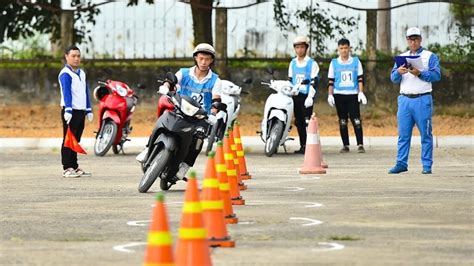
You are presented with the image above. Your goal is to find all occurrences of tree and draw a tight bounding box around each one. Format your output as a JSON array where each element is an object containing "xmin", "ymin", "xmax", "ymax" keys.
[{"xmin": 273, "ymin": 0, "xmax": 357, "ymax": 56}]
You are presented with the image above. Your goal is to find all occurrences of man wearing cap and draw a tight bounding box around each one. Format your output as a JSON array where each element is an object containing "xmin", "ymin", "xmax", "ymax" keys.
[
  {"xmin": 388, "ymin": 27, "xmax": 441, "ymax": 174},
  {"xmin": 288, "ymin": 36, "xmax": 320, "ymax": 154}
]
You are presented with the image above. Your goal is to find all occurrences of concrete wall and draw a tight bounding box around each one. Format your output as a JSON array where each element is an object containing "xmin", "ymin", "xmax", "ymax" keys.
[{"xmin": 0, "ymin": 63, "xmax": 472, "ymax": 111}]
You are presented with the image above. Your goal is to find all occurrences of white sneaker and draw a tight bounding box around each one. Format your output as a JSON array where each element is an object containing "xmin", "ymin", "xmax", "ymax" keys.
[
  {"xmin": 63, "ymin": 168, "xmax": 79, "ymax": 178},
  {"xmin": 136, "ymin": 147, "xmax": 148, "ymax": 163},
  {"xmin": 76, "ymin": 168, "xmax": 92, "ymax": 177},
  {"xmin": 176, "ymin": 162, "xmax": 190, "ymax": 180}
]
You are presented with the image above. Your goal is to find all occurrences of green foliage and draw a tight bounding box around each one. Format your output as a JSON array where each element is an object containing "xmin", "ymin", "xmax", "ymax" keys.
[
  {"xmin": 449, "ymin": 1, "xmax": 474, "ymax": 42},
  {"xmin": 273, "ymin": 0, "xmax": 357, "ymax": 56},
  {"xmin": 1, "ymin": 35, "xmax": 52, "ymax": 60}
]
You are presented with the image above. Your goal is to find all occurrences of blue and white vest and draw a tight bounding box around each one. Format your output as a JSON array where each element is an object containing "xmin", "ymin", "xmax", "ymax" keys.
[
  {"xmin": 332, "ymin": 57, "xmax": 360, "ymax": 94},
  {"xmin": 290, "ymin": 57, "xmax": 314, "ymax": 95},
  {"xmin": 178, "ymin": 68, "xmax": 218, "ymax": 114}
]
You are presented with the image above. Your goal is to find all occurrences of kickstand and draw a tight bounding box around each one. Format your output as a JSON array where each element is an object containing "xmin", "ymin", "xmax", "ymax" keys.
[{"xmin": 282, "ymin": 144, "xmax": 288, "ymax": 154}]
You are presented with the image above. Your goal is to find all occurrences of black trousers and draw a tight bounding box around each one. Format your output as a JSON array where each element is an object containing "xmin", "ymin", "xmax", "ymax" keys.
[
  {"xmin": 292, "ymin": 94, "xmax": 314, "ymax": 148},
  {"xmin": 61, "ymin": 108, "xmax": 86, "ymax": 170},
  {"xmin": 334, "ymin": 94, "xmax": 363, "ymax": 146}
]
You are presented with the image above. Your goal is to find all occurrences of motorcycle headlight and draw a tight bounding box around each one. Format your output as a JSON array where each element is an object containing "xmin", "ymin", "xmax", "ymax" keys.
[
  {"xmin": 281, "ymin": 85, "xmax": 293, "ymax": 96},
  {"xmin": 181, "ymin": 98, "xmax": 200, "ymax": 117},
  {"xmin": 116, "ymin": 85, "xmax": 127, "ymax": 97},
  {"xmin": 195, "ymin": 114, "xmax": 206, "ymax": 120}
]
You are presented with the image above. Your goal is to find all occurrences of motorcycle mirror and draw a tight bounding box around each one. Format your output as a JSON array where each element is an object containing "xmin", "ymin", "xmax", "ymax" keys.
[
  {"xmin": 137, "ymin": 83, "xmax": 146, "ymax": 89},
  {"xmin": 243, "ymin": 78, "xmax": 252, "ymax": 84},
  {"xmin": 301, "ymin": 79, "xmax": 310, "ymax": 85},
  {"xmin": 164, "ymin": 72, "xmax": 178, "ymax": 86}
]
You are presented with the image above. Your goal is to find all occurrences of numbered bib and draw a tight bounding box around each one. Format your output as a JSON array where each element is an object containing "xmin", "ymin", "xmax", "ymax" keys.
[
  {"xmin": 190, "ymin": 92, "xmax": 204, "ymax": 105},
  {"xmin": 339, "ymin": 70, "xmax": 353, "ymax": 87}
]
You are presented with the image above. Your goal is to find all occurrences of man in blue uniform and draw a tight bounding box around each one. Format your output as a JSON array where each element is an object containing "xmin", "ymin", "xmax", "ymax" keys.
[
  {"xmin": 288, "ymin": 36, "xmax": 320, "ymax": 154},
  {"xmin": 389, "ymin": 27, "xmax": 441, "ymax": 174},
  {"xmin": 58, "ymin": 45, "xmax": 93, "ymax": 177},
  {"xmin": 327, "ymin": 38, "xmax": 367, "ymax": 153}
]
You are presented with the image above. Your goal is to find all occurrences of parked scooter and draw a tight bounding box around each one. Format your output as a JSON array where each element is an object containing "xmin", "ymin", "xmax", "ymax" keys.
[
  {"xmin": 93, "ymin": 79, "xmax": 144, "ymax": 156},
  {"xmin": 205, "ymin": 78, "xmax": 252, "ymax": 154},
  {"xmin": 259, "ymin": 78, "xmax": 309, "ymax": 157},
  {"xmin": 138, "ymin": 73, "xmax": 214, "ymax": 193}
]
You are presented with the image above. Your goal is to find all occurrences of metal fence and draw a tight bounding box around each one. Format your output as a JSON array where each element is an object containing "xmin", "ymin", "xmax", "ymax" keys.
[{"xmin": 0, "ymin": 0, "xmax": 461, "ymax": 60}]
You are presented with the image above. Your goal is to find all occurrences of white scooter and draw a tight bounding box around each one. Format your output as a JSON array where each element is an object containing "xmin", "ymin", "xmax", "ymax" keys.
[
  {"xmin": 259, "ymin": 79, "xmax": 309, "ymax": 157},
  {"xmin": 205, "ymin": 78, "xmax": 252, "ymax": 154}
]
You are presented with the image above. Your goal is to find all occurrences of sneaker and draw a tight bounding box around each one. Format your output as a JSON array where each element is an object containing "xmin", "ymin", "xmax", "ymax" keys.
[
  {"xmin": 135, "ymin": 147, "xmax": 148, "ymax": 163},
  {"xmin": 340, "ymin": 146, "xmax": 350, "ymax": 153},
  {"xmin": 422, "ymin": 167, "xmax": 432, "ymax": 174},
  {"xmin": 357, "ymin": 145, "xmax": 365, "ymax": 153},
  {"xmin": 388, "ymin": 164, "xmax": 408, "ymax": 174},
  {"xmin": 294, "ymin": 146, "xmax": 305, "ymax": 154},
  {"xmin": 76, "ymin": 168, "xmax": 92, "ymax": 177},
  {"xmin": 63, "ymin": 168, "xmax": 79, "ymax": 178},
  {"xmin": 176, "ymin": 162, "xmax": 190, "ymax": 180}
]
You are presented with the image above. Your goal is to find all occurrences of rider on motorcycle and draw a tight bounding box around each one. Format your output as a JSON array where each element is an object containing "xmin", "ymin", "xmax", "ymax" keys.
[{"xmin": 138, "ymin": 43, "xmax": 222, "ymax": 180}]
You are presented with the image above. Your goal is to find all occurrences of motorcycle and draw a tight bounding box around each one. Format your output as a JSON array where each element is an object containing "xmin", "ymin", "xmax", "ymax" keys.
[
  {"xmin": 259, "ymin": 78, "xmax": 309, "ymax": 157},
  {"xmin": 138, "ymin": 73, "xmax": 214, "ymax": 193},
  {"xmin": 93, "ymin": 79, "xmax": 144, "ymax": 156},
  {"xmin": 205, "ymin": 78, "xmax": 252, "ymax": 154}
]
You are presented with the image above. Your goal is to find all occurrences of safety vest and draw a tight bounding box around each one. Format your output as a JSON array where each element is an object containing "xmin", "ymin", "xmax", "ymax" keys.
[
  {"xmin": 178, "ymin": 68, "xmax": 218, "ymax": 114},
  {"xmin": 332, "ymin": 57, "xmax": 359, "ymax": 94},
  {"xmin": 290, "ymin": 57, "xmax": 314, "ymax": 95}
]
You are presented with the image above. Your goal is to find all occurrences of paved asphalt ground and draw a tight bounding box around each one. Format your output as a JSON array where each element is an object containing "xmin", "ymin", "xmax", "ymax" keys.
[{"xmin": 1, "ymin": 144, "xmax": 473, "ymax": 265}]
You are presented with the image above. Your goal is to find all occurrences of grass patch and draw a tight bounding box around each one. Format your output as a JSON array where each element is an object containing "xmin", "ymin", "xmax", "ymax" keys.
[{"xmin": 328, "ymin": 235, "xmax": 362, "ymax": 241}]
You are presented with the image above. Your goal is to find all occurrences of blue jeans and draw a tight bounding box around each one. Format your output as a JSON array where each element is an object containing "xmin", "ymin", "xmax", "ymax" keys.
[{"xmin": 396, "ymin": 94, "xmax": 433, "ymax": 169}]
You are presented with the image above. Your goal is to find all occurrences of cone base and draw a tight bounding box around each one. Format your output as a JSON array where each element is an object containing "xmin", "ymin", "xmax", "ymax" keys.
[
  {"xmin": 225, "ymin": 215, "xmax": 239, "ymax": 224},
  {"xmin": 241, "ymin": 173, "xmax": 252, "ymax": 180},
  {"xmin": 209, "ymin": 238, "xmax": 236, "ymax": 248},
  {"xmin": 299, "ymin": 166, "xmax": 326, "ymax": 174},
  {"xmin": 231, "ymin": 198, "xmax": 245, "ymax": 205},
  {"xmin": 321, "ymin": 161, "xmax": 328, "ymax": 168},
  {"xmin": 239, "ymin": 183, "xmax": 248, "ymax": 191}
]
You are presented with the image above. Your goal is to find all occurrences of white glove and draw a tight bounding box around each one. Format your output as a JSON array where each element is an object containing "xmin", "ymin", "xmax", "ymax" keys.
[
  {"xmin": 304, "ymin": 97, "xmax": 314, "ymax": 108},
  {"xmin": 64, "ymin": 112, "xmax": 72, "ymax": 124},
  {"xmin": 358, "ymin": 92, "xmax": 367, "ymax": 105},
  {"xmin": 207, "ymin": 114, "xmax": 217, "ymax": 125},
  {"xmin": 158, "ymin": 85, "xmax": 169, "ymax": 95},
  {"xmin": 87, "ymin": 112, "xmax": 93, "ymax": 122},
  {"xmin": 327, "ymin": 95, "xmax": 335, "ymax": 107}
]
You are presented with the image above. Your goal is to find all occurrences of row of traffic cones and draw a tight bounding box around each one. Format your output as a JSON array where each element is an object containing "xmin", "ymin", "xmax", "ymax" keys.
[{"xmin": 144, "ymin": 122, "xmax": 252, "ymax": 265}]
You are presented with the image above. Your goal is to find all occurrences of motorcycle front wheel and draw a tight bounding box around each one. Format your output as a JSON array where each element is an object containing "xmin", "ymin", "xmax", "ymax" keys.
[
  {"xmin": 265, "ymin": 120, "xmax": 284, "ymax": 157},
  {"xmin": 94, "ymin": 120, "xmax": 118, "ymax": 156},
  {"xmin": 138, "ymin": 147, "xmax": 171, "ymax": 193}
]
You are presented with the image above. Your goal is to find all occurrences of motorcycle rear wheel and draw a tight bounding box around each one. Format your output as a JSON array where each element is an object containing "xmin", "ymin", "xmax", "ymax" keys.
[
  {"xmin": 94, "ymin": 120, "xmax": 118, "ymax": 156},
  {"xmin": 265, "ymin": 120, "xmax": 284, "ymax": 157},
  {"xmin": 138, "ymin": 147, "xmax": 171, "ymax": 193}
]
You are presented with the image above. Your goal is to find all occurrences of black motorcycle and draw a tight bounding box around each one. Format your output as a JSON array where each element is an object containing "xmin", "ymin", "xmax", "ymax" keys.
[{"xmin": 138, "ymin": 74, "xmax": 212, "ymax": 193}]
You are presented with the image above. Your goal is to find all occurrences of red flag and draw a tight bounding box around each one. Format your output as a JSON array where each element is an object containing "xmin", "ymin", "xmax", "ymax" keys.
[{"xmin": 64, "ymin": 127, "xmax": 87, "ymax": 154}]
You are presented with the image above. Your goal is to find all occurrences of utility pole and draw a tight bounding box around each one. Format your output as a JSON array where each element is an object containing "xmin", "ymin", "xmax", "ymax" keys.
[
  {"xmin": 377, "ymin": 0, "xmax": 391, "ymax": 53},
  {"xmin": 366, "ymin": 10, "xmax": 377, "ymax": 97}
]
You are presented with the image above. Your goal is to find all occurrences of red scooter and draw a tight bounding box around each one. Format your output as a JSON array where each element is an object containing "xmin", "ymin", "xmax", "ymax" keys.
[{"xmin": 93, "ymin": 80, "xmax": 144, "ymax": 156}]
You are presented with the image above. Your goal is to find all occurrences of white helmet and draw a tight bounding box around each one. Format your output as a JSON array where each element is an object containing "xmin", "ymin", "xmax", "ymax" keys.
[
  {"xmin": 193, "ymin": 43, "xmax": 216, "ymax": 58},
  {"xmin": 293, "ymin": 36, "xmax": 310, "ymax": 47}
]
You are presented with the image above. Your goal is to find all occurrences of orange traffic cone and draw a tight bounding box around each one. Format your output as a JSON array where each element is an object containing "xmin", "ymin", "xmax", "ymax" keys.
[
  {"xmin": 228, "ymin": 128, "xmax": 247, "ymax": 191},
  {"xmin": 299, "ymin": 114, "xmax": 327, "ymax": 174},
  {"xmin": 143, "ymin": 192, "xmax": 174, "ymax": 266},
  {"xmin": 215, "ymin": 141, "xmax": 239, "ymax": 224},
  {"xmin": 223, "ymin": 133, "xmax": 245, "ymax": 205},
  {"xmin": 233, "ymin": 121, "xmax": 252, "ymax": 180},
  {"xmin": 201, "ymin": 151, "xmax": 235, "ymax": 248},
  {"xmin": 175, "ymin": 171, "xmax": 212, "ymax": 266}
]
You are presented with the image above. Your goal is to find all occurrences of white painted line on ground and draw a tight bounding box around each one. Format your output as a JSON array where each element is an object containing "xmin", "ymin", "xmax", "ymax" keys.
[
  {"xmin": 238, "ymin": 221, "xmax": 256, "ymax": 225},
  {"xmin": 300, "ymin": 176, "xmax": 321, "ymax": 180},
  {"xmin": 284, "ymin": 187, "xmax": 305, "ymax": 192},
  {"xmin": 289, "ymin": 217, "xmax": 324, "ymax": 226},
  {"xmin": 127, "ymin": 220, "xmax": 150, "ymax": 227},
  {"xmin": 299, "ymin": 202, "xmax": 323, "ymax": 208},
  {"xmin": 113, "ymin": 242, "xmax": 146, "ymax": 253},
  {"xmin": 312, "ymin": 242, "xmax": 345, "ymax": 252}
]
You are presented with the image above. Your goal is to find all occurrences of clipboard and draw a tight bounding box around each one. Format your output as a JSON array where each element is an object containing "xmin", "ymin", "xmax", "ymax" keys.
[{"xmin": 394, "ymin": 55, "xmax": 420, "ymax": 68}]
